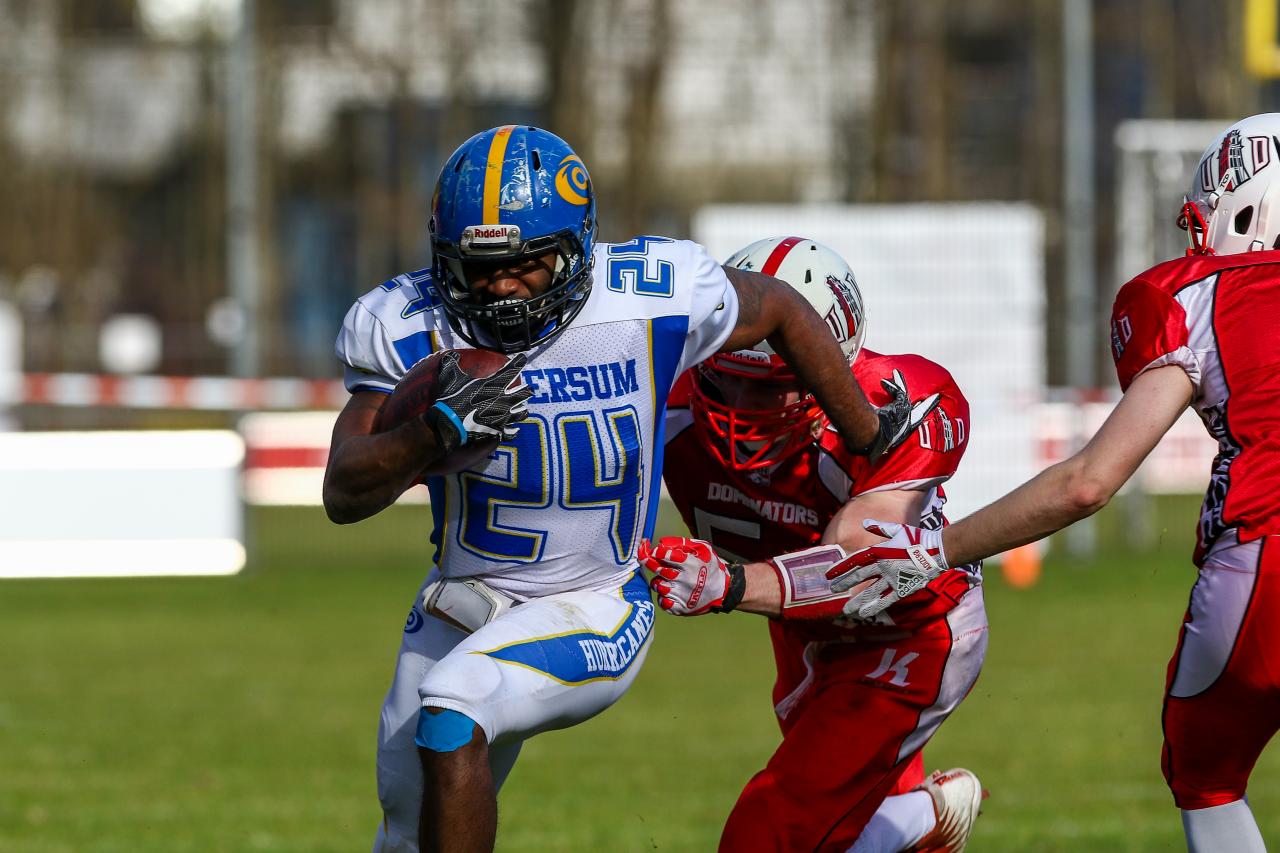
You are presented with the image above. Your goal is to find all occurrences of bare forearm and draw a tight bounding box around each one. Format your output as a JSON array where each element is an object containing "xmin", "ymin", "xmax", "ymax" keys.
[
  {"xmin": 942, "ymin": 368, "xmax": 1193, "ymax": 565},
  {"xmin": 323, "ymin": 418, "xmax": 444, "ymax": 523},
  {"xmin": 941, "ymin": 458, "xmax": 1106, "ymax": 566},
  {"xmin": 736, "ymin": 561, "xmax": 783, "ymax": 617},
  {"xmin": 765, "ymin": 292, "xmax": 879, "ymax": 450},
  {"xmin": 722, "ymin": 268, "xmax": 880, "ymax": 451}
]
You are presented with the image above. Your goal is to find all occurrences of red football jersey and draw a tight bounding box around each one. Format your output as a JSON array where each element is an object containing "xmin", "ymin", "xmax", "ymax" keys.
[
  {"xmin": 662, "ymin": 349, "xmax": 976, "ymax": 640},
  {"xmin": 1110, "ymin": 250, "xmax": 1280, "ymax": 564}
]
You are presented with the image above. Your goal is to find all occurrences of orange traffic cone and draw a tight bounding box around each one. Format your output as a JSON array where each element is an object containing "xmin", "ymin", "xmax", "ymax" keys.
[{"xmin": 1001, "ymin": 544, "xmax": 1041, "ymax": 589}]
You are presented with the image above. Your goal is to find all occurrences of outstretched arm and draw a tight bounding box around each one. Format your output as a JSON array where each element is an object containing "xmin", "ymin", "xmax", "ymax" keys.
[
  {"xmin": 941, "ymin": 365, "xmax": 1193, "ymax": 565},
  {"xmin": 720, "ymin": 266, "xmax": 890, "ymax": 455},
  {"xmin": 828, "ymin": 365, "xmax": 1195, "ymax": 618},
  {"xmin": 640, "ymin": 489, "xmax": 926, "ymax": 619}
]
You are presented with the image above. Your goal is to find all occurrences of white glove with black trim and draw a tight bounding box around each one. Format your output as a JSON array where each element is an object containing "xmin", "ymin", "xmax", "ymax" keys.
[
  {"xmin": 424, "ymin": 351, "xmax": 532, "ymax": 453},
  {"xmin": 825, "ymin": 520, "xmax": 948, "ymax": 619},
  {"xmin": 862, "ymin": 369, "xmax": 941, "ymax": 459}
]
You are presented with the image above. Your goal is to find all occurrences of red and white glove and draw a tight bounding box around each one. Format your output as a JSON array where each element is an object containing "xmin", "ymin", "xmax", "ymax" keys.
[
  {"xmin": 825, "ymin": 520, "xmax": 948, "ymax": 619},
  {"xmin": 638, "ymin": 537, "xmax": 745, "ymax": 616}
]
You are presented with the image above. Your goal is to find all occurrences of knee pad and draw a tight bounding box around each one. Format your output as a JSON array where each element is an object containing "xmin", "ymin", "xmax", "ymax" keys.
[{"xmin": 414, "ymin": 707, "xmax": 477, "ymax": 753}]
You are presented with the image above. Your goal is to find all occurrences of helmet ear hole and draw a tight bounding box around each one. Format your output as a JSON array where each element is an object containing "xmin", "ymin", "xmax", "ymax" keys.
[{"xmin": 1235, "ymin": 206, "xmax": 1255, "ymax": 234}]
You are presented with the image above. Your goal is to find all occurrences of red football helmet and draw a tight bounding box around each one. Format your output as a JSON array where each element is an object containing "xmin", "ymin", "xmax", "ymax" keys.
[{"xmin": 692, "ymin": 236, "xmax": 867, "ymax": 471}]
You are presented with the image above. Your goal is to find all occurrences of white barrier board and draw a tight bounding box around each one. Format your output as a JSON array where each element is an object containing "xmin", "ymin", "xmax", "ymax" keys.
[
  {"xmin": 0, "ymin": 301, "xmax": 18, "ymax": 431},
  {"xmin": 695, "ymin": 204, "xmax": 1045, "ymax": 520},
  {"xmin": 0, "ymin": 431, "xmax": 245, "ymax": 578},
  {"xmin": 238, "ymin": 411, "xmax": 428, "ymax": 506}
]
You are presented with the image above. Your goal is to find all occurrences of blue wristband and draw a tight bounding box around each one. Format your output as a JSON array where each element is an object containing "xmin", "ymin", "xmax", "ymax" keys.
[{"xmin": 430, "ymin": 401, "xmax": 468, "ymax": 445}]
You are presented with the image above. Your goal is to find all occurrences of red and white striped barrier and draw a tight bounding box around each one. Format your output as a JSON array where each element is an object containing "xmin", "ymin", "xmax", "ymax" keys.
[
  {"xmin": 16, "ymin": 372, "xmax": 348, "ymax": 410},
  {"xmin": 3, "ymin": 376, "xmax": 1222, "ymax": 506},
  {"xmin": 238, "ymin": 411, "xmax": 429, "ymax": 506}
]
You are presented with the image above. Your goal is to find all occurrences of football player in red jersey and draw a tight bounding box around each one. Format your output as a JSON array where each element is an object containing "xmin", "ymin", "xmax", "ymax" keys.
[
  {"xmin": 643, "ymin": 236, "xmax": 988, "ymax": 852},
  {"xmin": 833, "ymin": 113, "xmax": 1280, "ymax": 853}
]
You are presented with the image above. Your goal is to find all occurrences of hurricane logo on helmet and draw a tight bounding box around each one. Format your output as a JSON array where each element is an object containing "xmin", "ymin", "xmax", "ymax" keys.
[{"xmin": 556, "ymin": 155, "xmax": 590, "ymax": 206}]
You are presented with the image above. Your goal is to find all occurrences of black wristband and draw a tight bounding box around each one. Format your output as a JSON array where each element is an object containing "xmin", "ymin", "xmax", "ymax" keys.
[{"xmin": 712, "ymin": 562, "xmax": 747, "ymax": 613}]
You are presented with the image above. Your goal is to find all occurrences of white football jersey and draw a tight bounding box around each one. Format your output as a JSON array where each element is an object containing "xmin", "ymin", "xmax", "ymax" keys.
[{"xmin": 336, "ymin": 237, "xmax": 739, "ymax": 597}]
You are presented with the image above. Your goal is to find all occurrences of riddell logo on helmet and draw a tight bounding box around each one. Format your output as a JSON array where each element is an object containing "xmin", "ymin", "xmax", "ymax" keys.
[
  {"xmin": 463, "ymin": 225, "xmax": 520, "ymax": 246},
  {"xmin": 469, "ymin": 226, "xmax": 513, "ymax": 239}
]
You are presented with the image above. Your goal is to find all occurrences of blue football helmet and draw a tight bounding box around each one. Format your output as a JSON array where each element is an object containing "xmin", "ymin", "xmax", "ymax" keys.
[{"xmin": 429, "ymin": 125, "xmax": 598, "ymax": 352}]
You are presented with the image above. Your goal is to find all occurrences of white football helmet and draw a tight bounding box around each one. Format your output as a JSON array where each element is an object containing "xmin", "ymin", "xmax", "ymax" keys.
[
  {"xmin": 722, "ymin": 236, "xmax": 867, "ymax": 369},
  {"xmin": 691, "ymin": 236, "xmax": 868, "ymax": 470},
  {"xmin": 1181, "ymin": 113, "xmax": 1280, "ymax": 256}
]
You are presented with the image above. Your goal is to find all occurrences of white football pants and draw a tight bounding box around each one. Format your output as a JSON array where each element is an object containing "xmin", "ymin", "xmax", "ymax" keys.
[{"xmin": 372, "ymin": 571, "xmax": 653, "ymax": 852}]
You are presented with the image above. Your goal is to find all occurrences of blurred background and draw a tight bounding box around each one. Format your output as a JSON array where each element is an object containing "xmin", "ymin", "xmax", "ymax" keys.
[
  {"xmin": 3, "ymin": 1, "xmax": 1280, "ymax": 850},
  {"xmin": 0, "ymin": 0, "xmax": 1269, "ymax": 387}
]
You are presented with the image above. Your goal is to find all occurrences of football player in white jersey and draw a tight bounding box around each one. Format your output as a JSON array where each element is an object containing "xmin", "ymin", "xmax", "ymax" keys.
[{"xmin": 323, "ymin": 125, "xmax": 936, "ymax": 853}]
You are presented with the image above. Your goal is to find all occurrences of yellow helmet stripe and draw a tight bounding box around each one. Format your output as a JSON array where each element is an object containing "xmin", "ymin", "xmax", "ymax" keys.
[{"xmin": 482, "ymin": 125, "xmax": 516, "ymax": 224}]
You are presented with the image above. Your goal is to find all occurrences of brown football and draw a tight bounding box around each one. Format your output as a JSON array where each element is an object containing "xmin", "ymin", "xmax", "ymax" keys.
[{"xmin": 373, "ymin": 348, "xmax": 511, "ymax": 476}]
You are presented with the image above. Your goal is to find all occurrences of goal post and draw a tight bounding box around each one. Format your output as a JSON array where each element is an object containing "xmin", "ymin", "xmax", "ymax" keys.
[
  {"xmin": 1245, "ymin": 0, "xmax": 1280, "ymax": 79},
  {"xmin": 1113, "ymin": 119, "xmax": 1230, "ymax": 550},
  {"xmin": 1113, "ymin": 119, "xmax": 1231, "ymax": 282}
]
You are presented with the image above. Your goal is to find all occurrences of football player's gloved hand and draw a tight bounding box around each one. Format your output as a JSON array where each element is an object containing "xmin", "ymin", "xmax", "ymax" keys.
[
  {"xmin": 424, "ymin": 351, "xmax": 533, "ymax": 454},
  {"xmin": 859, "ymin": 369, "xmax": 941, "ymax": 459},
  {"xmin": 825, "ymin": 520, "xmax": 948, "ymax": 619},
  {"xmin": 638, "ymin": 537, "xmax": 746, "ymax": 616}
]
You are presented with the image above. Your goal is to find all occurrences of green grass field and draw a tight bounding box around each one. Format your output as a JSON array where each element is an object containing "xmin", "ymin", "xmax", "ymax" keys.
[{"xmin": 3, "ymin": 497, "xmax": 1279, "ymax": 851}]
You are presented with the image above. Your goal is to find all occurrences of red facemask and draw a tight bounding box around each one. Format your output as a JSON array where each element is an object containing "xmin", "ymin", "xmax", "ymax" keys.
[
  {"xmin": 689, "ymin": 354, "xmax": 826, "ymax": 471},
  {"xmin": 1179, "ymin": 200, "xmax": 1214, "ymax": 256}
]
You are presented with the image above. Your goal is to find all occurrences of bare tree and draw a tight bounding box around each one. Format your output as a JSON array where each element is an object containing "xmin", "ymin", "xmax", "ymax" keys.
[
  {"xmin": 618, "ymin": 0, "xmax": 670, "ymax": 236},
  {"xmin": 539, "ymin": 0, "xmax": 590, "ymax": 152}
]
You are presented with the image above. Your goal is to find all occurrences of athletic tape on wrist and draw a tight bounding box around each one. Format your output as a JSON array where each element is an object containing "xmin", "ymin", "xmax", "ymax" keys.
[{"xmin": 930, "ymin": 527, "xmax": 950, "ymax": 571}]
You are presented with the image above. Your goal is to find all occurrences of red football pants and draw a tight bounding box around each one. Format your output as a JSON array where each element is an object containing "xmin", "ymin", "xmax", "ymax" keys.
[
  {"xmin": 719, "ymin": 589, "xmax": 987, "ymax": 852},
  {"xmin": 1162, "ymin": 537, "xmax": 1280, "ymax": 809}
]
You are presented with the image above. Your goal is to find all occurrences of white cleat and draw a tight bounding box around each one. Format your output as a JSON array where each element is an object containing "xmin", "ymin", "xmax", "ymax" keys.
[{"xmin": 906, "ymin": 768, "xmax": 986, "ymax": 853}]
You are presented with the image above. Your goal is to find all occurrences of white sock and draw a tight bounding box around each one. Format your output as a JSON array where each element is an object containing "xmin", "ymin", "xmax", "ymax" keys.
[
  {"xmin": 1181, "ymin": 798, "xmax": 1266, "ymax": 853},
  {"xmin": 848, "ymin": 791, "xmax": 937, "ymax": 853}
]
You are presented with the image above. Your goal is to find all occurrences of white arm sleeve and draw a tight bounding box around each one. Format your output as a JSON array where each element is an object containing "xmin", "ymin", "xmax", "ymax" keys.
[
  {"xmin": 677, "ymin": 242, "xmax": 739, "ymax": 375},
  {"xmin": 335, "ymin": 300, "xmax": 403, "ymax": 394}
]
